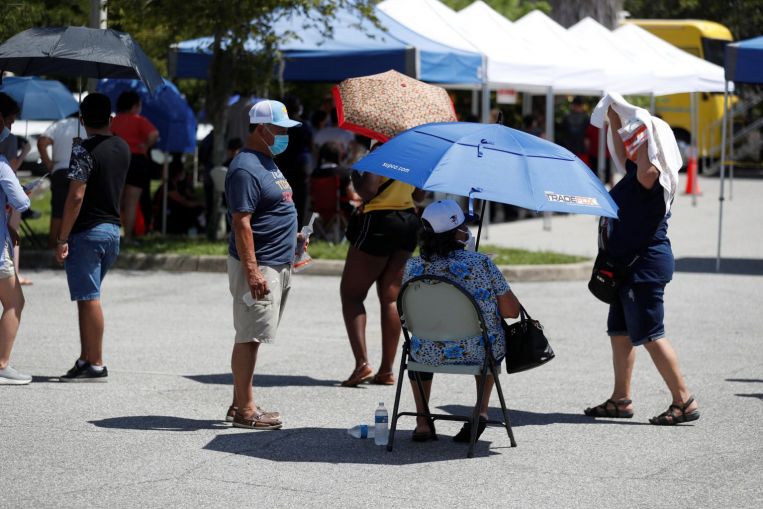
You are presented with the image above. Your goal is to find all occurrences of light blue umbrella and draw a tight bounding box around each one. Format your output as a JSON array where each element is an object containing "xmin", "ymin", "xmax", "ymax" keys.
[
  {"xmin": 0, "ymin": 76, "xmax": 78, "ymax": 120},
  {"xmin": 353, "ymin": 122, "xmax": 618, "ymax": 219}
]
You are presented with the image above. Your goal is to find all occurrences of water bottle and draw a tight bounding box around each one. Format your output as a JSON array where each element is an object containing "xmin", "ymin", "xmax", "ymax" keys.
[
  {"xmin": 293, "ymin": 213, "xmax": 318, "ymax": 273},
  {"xmin": 347, "ymin": 423, "xmax": 374, "ymax": 439},
  {"xmin": 374, "ymin": 402, "xmax": 389, "ymax": 446}
]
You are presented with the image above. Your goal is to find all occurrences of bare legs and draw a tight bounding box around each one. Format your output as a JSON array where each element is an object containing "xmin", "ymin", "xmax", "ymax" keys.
[
  {"xmin": 340, "ymin": 246, "xmax": 410, "ymax": 378},
  {"xmin": 590, "ymin": 335, "xmax": 697, "ymax": 417},
  {"xmin": 0, "ymin": 273, "xmax": 24, "ymax": 369},
  {"xmin": 121, "ymin": 184, "xmax": 142, "ymax": 242},
  {"xmin": 231, "ymin": 342, "xmax": 260, "ymax": 418},
  {"xmin": 77, "ymin": 300, "xmax": 105, "ymax": 366},
  {"xmin": 409, "ymin": 375, "xmax": 494, "ymax": 433}
]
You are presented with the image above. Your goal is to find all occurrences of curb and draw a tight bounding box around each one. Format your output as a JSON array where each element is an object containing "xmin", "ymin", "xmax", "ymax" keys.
[{"xmin": 22, "ymin": 250, "xmax": 592, "ymax": 282}]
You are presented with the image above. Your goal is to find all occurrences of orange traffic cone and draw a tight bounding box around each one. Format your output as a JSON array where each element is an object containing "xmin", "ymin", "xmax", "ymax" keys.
[{"xmin": 683, "ymin": 155, "xmax": 702, "ymax": 196}]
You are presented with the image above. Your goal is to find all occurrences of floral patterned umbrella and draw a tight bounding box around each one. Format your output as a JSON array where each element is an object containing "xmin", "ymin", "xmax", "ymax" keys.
[{"xmin": 332, "ymin": 70, "xmax": 457, "ymax": 142}]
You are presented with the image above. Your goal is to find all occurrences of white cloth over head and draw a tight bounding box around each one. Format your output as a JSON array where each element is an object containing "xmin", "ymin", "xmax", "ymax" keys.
[{"xmin": 591, "ymin": 93, "xmax": 682, "ymax": 214}]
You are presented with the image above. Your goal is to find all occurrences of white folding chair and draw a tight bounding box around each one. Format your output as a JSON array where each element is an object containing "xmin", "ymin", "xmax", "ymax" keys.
[{"xmin": 389, "ymin": 274, "xmax": 516, "ymax": 458}]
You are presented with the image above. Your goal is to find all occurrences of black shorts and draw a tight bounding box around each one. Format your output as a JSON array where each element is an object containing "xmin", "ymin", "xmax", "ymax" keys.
[
  {"xmin": 125, "ymin": 154, "xmax": 150, "ymax": 189},
  {"xmin": 50, "ymin": 170, "xmax": 71, "ymax": 219},
  {"xmin": 346, "ymin": 209, "xmax": 418, "ymax": 257}
]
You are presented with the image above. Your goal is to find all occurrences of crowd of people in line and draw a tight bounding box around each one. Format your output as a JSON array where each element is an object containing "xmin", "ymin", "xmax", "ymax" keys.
[{"xmin": 0, "ymin": 93, "xmax": 699, "ymax": 443}]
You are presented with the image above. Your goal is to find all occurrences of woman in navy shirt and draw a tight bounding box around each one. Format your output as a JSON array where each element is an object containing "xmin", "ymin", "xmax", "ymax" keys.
[{"xmin": 584, "ymin": 107, "xmax": 699, "ymax": 426}]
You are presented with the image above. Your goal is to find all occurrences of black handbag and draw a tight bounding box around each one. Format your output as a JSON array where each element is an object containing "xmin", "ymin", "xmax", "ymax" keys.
[
  {"xmin": 502, "ymin": 306, "xmax": 555, "ymax": 374},
  {"xmin": 588, "ymin": 251, "xmax": 625, "ymax": 304}
]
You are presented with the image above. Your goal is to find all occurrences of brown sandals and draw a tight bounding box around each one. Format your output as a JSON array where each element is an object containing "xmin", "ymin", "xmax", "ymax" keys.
[
  {"xmin": 226, "ymin": 405, "xmax": 281, "ymax": 422},
  {"xmin": 341, "ymin": 363, "xmax": 374, "ymax": 387},
  {"xmin": 371, "ymin": 371, "xmax": 396, "ymax": 385},
  {"xmin": 232, "ymin": 410, "xmax": 283, "ymax": 430},
  {"xmin": 583, "ymin": 398, "xmax": 634, "ymax": 418},
  {"xmin": 649, "ymin": 396, "xmax": 700, "ymax": 425}
]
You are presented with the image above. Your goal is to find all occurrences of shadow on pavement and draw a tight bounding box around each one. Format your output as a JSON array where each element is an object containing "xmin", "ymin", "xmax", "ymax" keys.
[
  {"xmin": 726, "ymin": 378, "xmax": 763, "ymax": 383},
  {"xmin": 31, "ymin": 376, "xmax": 61, "ymax": 383},
  {"xmin": 184, "ymin": 373, "xmax": 336, "ymax": 387},
  {"xmin": 675, "ymin": 257, "xmax": 763, "ymax": 276},
  {"xmin": 735, "ymin": 393, "xmax": 763, "ymax": 400},
  {"xmin": 438, "ymin": 404, "xmax": 650, "ymax": 426},
  {"xmin": 89, "ymin": 416, "xmax": 228, "ymax": 431},
  {"xmin": 204, "ymin": 427, "xmax": 499, "ymax": 464}
]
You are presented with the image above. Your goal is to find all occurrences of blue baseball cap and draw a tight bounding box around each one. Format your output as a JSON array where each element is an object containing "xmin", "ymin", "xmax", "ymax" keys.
[{"xmin": 248, "ymin": 99, "xmax": 301, "ymax": 128}]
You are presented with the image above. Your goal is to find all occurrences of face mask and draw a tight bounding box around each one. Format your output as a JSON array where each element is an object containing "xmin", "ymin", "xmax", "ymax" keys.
[
  {"xmin": 263, "ymin": 126, "xmax": 289, "ymax": 156},
  {"xmin": 457, "ymin": 227, "xmax": 476, "ymax": 251},
  {"xmin": 0, "ymin": 126, "xmax": 9, "ymax": 144}
]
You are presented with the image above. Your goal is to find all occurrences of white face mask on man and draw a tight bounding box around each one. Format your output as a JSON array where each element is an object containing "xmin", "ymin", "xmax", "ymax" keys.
[{"xmin": 456, "ymin": 226, "xmax": 477, "ymax": 251}]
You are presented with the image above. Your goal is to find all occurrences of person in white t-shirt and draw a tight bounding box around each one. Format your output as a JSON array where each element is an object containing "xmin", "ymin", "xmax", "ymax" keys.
[{"xmin": 37, "ymin": 114, "xmax": 79, "ymax": 248}]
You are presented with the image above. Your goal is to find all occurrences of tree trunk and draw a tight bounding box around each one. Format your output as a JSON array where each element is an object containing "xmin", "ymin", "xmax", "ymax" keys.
[{"xmin": 549, "ymin": 0, "xmax": 625, "ymax": 29}]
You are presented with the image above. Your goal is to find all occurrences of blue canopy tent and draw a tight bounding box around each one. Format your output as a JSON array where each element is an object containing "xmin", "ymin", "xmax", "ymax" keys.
[
  {"xmin": 169, "ymin": 7, "xmax": 482, "ymax": 85},
  {"xmin": 717, "ymin": 36, "xmax": 763, "ymax": 271}
]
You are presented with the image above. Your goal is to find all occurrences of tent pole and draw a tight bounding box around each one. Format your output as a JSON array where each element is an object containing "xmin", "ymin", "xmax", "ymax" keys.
[
  {"xmin": 597, "ymin": 92, "xmax": 606, "ymax": 184},
  {"xmin": 162, "ymin": 152, "xmax": 169, "ymax": 235},
  {"xmin": 690, "ymin": 92, "xmax": 698, "ymax": 207},
  {"xmin": 480, "ymin": 69, "xmax": 490, "ymax": 238},
  {"xmin": 729, "ymin": 100, "xmax": 735, "ymax": 201},
  {"xmin": 522, "ymin": 91, "xmax": 532, "ymax": 116},
  {"xmin": 471, "ymin": 89, "xmax": 479, "ymax": 117},
  {"xmin": 543, "ymin": 87, "xmax": 554, "ymax": 231},
  {"xmin": 716, "ymin": 82, "xmax": 729, "ymax": 273}
]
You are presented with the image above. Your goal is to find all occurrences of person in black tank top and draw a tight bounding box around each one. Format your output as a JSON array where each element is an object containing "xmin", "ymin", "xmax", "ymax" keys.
[{"xmin": 583, "ymin": 107, "xmax": 699, "ymax": 426}]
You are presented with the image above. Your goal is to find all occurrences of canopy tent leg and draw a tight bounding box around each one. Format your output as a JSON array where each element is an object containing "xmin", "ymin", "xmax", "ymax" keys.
[
  {"xmin": 522, "ymin": 92, "xmax": 532, "ymax": 116},
  {"xmin": 162, "ymin": 152, "xmax": 169, "ymax": 235},
  {"xmin": 543, "ymin": 87, "xmax": 554, "ymax": 231},
  {"xmin": 716, "ymin": 82, "xmax": 730, "ymax": 273},
  {"xmin": 471, "ymin": 89, "xmax": 479, "ymax": 117},
  {"xmin": 481, "ymin": 76, "xmax": 490, "ymax": 238},
  {"xmin": 597, "ymin": 92, "xmax": 606, "ymax": 184},
  {"xmin": 729, "ymin": 103, "xmax": 735, "ymax": 201},
  {"xmin": 690, "ymin": 92, "xmax": 699, "ymax": 207}
]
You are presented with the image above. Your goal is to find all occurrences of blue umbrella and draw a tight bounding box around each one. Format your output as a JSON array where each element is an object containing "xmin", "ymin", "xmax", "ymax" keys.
[
  {"xmin": 0, "ymin": 76, "xmax": 78, "ymax": 120},
  {"xmin": 353, "ymin": 122, "xmax": 618, "ymax": 219},
  {"xmin": 97, "ymin": 78, "xmax": 197, "ymax": 153}
]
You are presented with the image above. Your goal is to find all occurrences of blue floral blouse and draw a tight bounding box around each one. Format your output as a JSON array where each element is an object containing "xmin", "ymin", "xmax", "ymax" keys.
[{"xmin": 402, "ymin": 250, "xmax": 511, "ymax": 366}]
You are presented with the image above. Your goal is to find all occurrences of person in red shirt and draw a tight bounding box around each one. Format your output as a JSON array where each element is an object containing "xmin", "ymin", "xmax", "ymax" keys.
[{"xmin": 110, "ymin": 91, "xmax": 158, "ymax": 242}]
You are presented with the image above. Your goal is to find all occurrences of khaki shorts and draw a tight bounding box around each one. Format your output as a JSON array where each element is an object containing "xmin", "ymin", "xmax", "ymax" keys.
[
  {"xmin": 227, "ymin": 258, "xmax": 291, "ymax": 344},
  {"xmin": 0, "ymin": 250, "xmax": 16, "ymax": 280}
]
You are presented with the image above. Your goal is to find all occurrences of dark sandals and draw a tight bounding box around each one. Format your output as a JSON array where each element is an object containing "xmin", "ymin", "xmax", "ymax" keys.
[
  {"xmin": 649, "ymin": 396, "xmax": 700, "ymax": 426},
  {"xmin": 583, "ymin": 398, "xmax": 634, "ymax": 419},
  {"xmin": 412, "ymin": 420, "xmax": 438, "ymax": 442}
]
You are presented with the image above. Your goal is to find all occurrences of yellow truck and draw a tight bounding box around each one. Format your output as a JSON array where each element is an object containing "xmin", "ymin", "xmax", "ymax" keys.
[{"xmin": 625, "ymin": 19, "xmax": 733, "ymax": 160}]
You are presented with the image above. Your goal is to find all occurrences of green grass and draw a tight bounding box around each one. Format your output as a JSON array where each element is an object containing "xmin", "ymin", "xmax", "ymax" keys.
[{"xmin": 20, "ymin": 182, "xmax": 587, "ymax": 265}]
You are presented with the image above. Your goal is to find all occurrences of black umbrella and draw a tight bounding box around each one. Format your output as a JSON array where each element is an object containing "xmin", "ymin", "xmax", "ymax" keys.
[{"xmin": 0, "ymin": 26, "xmax": 163, "ymax": 92}]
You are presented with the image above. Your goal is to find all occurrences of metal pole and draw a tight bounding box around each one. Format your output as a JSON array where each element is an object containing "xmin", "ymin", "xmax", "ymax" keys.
[
  {"xmin": 597, "ymin": 92, "xmax": 606, "ymax": 184},
  {"xmin": 543, "ymin": 87, "xmax": 554, "ymax": 231},
  {"xmin": 162, "ymin": 152, "xmax": 169, "ymax": 235},
  {"xmin": 88, "ymin": 0, "xmax": 107, "ymax": 92},
  {"xmin": 729, "ymin": 101, "xmax": 735, "ymax": 200},
  {"xmin": 480, "ymin": 71, "xmax": 491, "ymax": 239},
  {"xmin": 471, "ymin": 89, "xmax": 479, "ymax": 117},
  {"xmin": 522, "ymin": 92, "xmax": 532, "ymax": 116},
  {"xmin": 716, "ymin": 82, "xmax": 729, "ymax": 273},
  {"xmin": 691, "ymin": 92, "xmax": 698, "ymax": 207}
]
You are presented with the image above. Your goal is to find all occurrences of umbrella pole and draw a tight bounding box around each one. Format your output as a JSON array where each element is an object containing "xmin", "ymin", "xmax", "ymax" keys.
[
  {"xmin": 543, "ymin": 87, "xmax": 554, "ymax": 231},
  {"xmin": 716, "ymin": 82, "xmax": 729, "ymax": 273},
  {"xmin": 162, "ymin": 151, "xmax": 169, "ymax": 235},
  {"xmin": 77, "ymin": 77, "xmax": 82, "ymax": 138},
  {"xmin": 475, "ymin": 200, "xmax": 487, "ymax": 252}
]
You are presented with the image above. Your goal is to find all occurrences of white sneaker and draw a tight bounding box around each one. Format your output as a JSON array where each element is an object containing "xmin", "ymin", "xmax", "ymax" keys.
[{"xmin": 0, "ymin": 365, "xmax": 32, "ymax": 385}]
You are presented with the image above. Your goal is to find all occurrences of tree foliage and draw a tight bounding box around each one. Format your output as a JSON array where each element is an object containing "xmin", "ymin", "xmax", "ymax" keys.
[
  {"xmin": 624, "ymin": 0, "xmax": 763, "ymax": 41},
  {"xmin": 440, "ymin": 0, "xmax": 550, "ymax": 19},
  {"xmin": 0, "ymin": 1, "xmax": 88, "ymax": 42}
]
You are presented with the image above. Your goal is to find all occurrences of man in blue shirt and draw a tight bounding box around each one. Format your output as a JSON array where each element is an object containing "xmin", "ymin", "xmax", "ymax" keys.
[{"xmin": 224, "ymin": 99, "xmax": 301, "ymax": 430}]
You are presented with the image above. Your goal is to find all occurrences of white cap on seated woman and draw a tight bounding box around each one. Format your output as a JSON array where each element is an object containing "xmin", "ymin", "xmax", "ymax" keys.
[{"xmin": 420, "ymin": 199, "xmax": 475, "ymax": 252}]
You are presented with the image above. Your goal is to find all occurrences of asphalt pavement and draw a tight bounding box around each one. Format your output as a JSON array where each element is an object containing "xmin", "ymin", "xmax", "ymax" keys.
[{"xmin": 1, "ymin": 172, "xmax": 762, "ymax": 507}]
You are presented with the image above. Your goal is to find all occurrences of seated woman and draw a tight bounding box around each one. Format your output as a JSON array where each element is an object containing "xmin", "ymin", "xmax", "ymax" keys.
[
  {"xmin": 402, "ymin": 199, "xmax": 521, "ymax": 442},
  {"xmin": 153, "ymin": 158, "xmax": 205, "ymax": 234}
]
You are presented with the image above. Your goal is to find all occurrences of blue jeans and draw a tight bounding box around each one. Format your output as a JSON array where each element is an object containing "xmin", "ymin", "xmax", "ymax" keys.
[{"xmin": 65, "ymin": 223, "xmax": 120, "ymax": 301}]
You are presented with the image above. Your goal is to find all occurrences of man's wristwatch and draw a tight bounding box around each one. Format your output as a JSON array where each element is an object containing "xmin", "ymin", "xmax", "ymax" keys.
[{"xmin": 56, "ymin": 238, "xmax": 68, "ymax": 245}]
